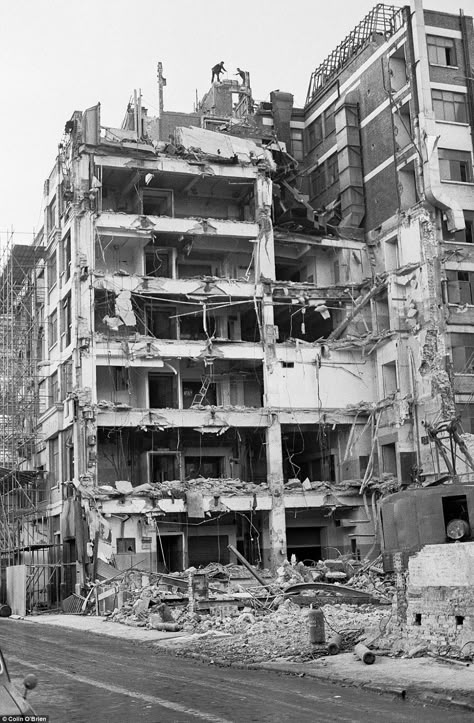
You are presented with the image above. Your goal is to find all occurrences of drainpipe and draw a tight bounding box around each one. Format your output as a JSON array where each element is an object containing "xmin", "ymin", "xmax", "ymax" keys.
[{"xmin": 410, "ymin": 0, "xmax": 464, "ymax": 232}]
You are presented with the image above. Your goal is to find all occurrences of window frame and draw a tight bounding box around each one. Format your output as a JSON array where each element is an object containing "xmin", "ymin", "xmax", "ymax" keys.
[
  {"xmin": 427, "ymin": 35, "xmax": 457, "ymax": 67},
  {"xmin": 49, "ymin": 308, "xmax": 58, "ymax": 348},
  {"xmin": 326, "ymin": 153, "xmax": 338, "ymax": 187},
  {"xmin": 432, "ymin": 89, "xmax": 468, "ymax": 123},
  {"xmin": 307, "ymin": 116, "xmax": 323, "ymax": 149},
  {"xmin": 310, "ymin": 164, "xmax": 325, "ymax": 197},
  {"xmin": 439, "ymin": 149, "xmax": 473, "ymax": 183}
]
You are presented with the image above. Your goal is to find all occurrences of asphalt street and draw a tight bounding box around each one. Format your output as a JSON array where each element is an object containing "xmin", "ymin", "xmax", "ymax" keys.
[{"xmin": 1, "ymin": 619, "xmax": 472, "ymax": 723}]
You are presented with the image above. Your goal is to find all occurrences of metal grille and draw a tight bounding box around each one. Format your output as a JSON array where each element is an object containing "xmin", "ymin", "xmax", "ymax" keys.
[{"xmin": 306, "ymin": 4, "xmax": 406, "ymax": 105}]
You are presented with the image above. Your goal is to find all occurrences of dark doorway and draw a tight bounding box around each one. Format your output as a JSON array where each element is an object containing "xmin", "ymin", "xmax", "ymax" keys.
[
  {"xmin": 156, "ymin": 533, "xmax": 183, "ymax": 572},
  {"xmin": 286, "ymin": 526, "xmax": 321, "ymax": 564},
  {"xmin": 149, "ymin": 374, "xmax": 177, "ymax": 408}
]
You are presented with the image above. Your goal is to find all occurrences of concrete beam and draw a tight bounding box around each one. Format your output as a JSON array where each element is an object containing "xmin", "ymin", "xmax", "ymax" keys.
[
  {"xmin": 96, "ymin": 212, "xmax": 259, "ymax": 239},
  {"xmin": 94, "ymin": 339, "xmax": 265, "ymax": 362},
  {"xmin": 92, "ymin": 273, "xmax": 261, "ymax": 300},
  {"xmin": 95, "ymin": 407, "xmax": 269, "ymax": 428},
  {"xmin": 94, "ymin": 154, "xmax": 259, "ymax": 181}
]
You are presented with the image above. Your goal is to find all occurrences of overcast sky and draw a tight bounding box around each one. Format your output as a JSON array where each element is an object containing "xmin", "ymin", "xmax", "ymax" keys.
[{"xmin": 1, "ymin": 0, "xmax": 473, "ymax": 243}]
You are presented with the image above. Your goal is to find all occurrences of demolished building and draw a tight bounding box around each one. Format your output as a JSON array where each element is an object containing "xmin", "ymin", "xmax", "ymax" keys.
[{"xmin": 1, "ymin": 0, "xmax": 474, "ymax": 612}]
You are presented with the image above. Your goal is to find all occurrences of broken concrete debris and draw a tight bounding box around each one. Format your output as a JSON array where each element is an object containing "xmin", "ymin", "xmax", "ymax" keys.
[
  {"xmin": 3, "ymin": 5, "xmax": 474, "ymax": 668},
  {"xmin": 68, "ymin": 554, "xmax": 402, "ymax": 666}
]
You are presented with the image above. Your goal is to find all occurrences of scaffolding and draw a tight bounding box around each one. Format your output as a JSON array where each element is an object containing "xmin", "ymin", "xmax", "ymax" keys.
[
  {"xmin": 306, "ymin": 4, "xmax": 405, "ymax": 104},
  {"xmin": 0, "ymin": 233, "xmax": 45, "ymax": 553}
]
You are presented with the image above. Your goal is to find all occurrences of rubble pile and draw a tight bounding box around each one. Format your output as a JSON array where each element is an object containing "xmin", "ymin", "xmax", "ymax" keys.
[
  {"xmin": 175, "ymin": 600, "xmax": 389, "ymax": 665},
  {"xmin": 99, "ymin": 556, "xmax": 394, "ymax": 664}
]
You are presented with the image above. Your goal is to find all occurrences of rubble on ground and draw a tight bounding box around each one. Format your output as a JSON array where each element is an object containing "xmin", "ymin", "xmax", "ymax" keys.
[
  {"xmin": 92, "ymin": 556, "xmax": 397, "ymax": 663},
  {"xmin": 175, "ymin": 600, "xmax": 388, "ymax": 664}
]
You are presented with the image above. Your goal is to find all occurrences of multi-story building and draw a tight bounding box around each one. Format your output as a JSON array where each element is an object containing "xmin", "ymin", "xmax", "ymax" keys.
[{"xmin": 1, "ymin": 0, "xmax": 473, "ymax": 609}]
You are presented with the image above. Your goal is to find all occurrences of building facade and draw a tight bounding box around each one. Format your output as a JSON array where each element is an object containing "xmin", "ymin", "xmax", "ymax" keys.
[{"xmin": 1, "ymin": 0, "xmax": 473, "ymax": 608}]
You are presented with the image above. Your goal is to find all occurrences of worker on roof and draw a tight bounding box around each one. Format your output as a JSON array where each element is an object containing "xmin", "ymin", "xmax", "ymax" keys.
[
  {"xmin": 236, "ymin": 67, "xmax": 247, "ymax": 85},
  {"xmin": 211, "ymin": 61, "xmax": 226, "ymax": 83}
]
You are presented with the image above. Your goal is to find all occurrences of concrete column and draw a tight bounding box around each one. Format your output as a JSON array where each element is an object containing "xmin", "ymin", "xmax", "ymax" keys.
[
  {"xmin": 255, "ymin": 174, "xmax": 275, "ymax": 281},
  {"xmin": 255, "ymin": 172, "xmax": 286, "ymax": 570},
  {"xmin": 265, "ymin": 414, "xmax": 287, "ymax": 571}
]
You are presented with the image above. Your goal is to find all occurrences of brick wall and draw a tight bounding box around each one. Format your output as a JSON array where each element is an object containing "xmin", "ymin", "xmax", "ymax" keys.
[{"xmin": 387, "ymin": 543, "xmax": 474, "ymax": 651}]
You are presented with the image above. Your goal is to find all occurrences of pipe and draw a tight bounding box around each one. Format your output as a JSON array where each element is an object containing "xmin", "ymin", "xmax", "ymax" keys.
[{"xmin": 227, "ymin": 544, "xmax": 272, "ymax": 591}]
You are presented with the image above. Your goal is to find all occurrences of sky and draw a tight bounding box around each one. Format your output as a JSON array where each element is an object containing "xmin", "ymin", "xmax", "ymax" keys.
[{"xmin": 1, "ymin": 0, "xmax": 473, "ymax": 244}]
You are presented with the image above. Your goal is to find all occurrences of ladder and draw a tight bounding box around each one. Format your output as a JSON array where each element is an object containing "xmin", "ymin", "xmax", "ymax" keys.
[{"xmin": 191, "ymin": 376, "xmax": 212, "ymax": 407}]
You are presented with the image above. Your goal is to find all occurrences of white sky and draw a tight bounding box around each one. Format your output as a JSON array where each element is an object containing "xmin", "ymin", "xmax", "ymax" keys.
[{"xmin": 1, "ymin": 0, "xmax": 473, "ymax": 242}]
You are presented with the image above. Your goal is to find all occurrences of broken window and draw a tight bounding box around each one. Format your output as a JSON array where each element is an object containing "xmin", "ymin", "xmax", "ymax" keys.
[
  {"xmin": 443, "ymin": 211, "xmax": 474, "ymax": 245},
  {"xmin": 439, "ymin": 149, "xmax": 473, "ymax": 183},
  {"xmin": 450, "ymin": 333, "xmax": 474, "ymax": 373},
  {"xmin": 116, "ymin": 538, "xmax": 136, "ymax": 553},
  {"xmin": 427, "ymin": 35, "xmax": 457, "ymax": 67},
  {"xmin": 446, "ymin": 270, "xmax": 474, "ymax": 304}
]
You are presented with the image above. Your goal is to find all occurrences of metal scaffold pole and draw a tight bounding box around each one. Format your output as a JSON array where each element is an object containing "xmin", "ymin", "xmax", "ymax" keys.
[{"xmin": 0, "ymin": 230, "xmax": 44, "ymax": 559}]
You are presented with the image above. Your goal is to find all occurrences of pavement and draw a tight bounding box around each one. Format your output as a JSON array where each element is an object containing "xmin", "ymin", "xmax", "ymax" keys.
[{"xmin": 19, "ymin": 612, "xmax": 474, "ymax": 711}]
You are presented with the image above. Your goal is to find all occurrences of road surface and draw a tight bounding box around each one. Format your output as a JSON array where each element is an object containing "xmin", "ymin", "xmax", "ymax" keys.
[{"xmin": 0, "ymin": 619, "xmax": 471, "ymax": 723}]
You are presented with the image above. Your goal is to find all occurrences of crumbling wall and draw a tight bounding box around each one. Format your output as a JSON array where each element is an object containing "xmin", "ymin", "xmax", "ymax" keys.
[{"xmin": 388, "ymin": 542, "xmax": 474, "ymax": 651}]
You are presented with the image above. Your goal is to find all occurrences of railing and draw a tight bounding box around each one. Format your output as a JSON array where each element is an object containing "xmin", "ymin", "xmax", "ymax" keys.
[{"xmin": 306, "ymin": 4, "xmax": 405, "ymax": 105}]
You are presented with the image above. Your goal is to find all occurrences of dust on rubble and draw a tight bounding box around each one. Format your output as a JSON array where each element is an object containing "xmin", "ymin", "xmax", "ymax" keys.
[{"xmin": 94, "ymin": 557, "xmax": 394, "ymax": 664}]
